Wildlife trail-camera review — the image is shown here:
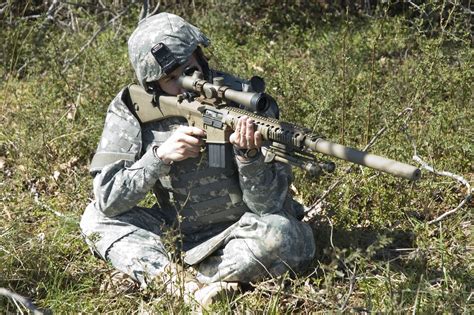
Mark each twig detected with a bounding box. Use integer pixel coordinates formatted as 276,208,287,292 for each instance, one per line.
33,193,64,217
0,288,45,314
325,215,335,249
412,155,472,225
61,1,116,13
412,274,423,314
44,0,60,24
339,263,357,311
149,1,161,17
139,0,150,21
304,108,414,223
0,2,9,15
62,4,132,73
139,0,161,22
401,106,472,224
32,0,61,59
98,0,107,9
407,0,422,11
20,14,42,20
448,0,474,15
364,108,413,152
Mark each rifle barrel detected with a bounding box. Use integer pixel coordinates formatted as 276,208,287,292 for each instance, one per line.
223,106,420,180
305,138,421,180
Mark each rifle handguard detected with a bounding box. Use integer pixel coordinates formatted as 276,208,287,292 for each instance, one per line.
223,107,421,181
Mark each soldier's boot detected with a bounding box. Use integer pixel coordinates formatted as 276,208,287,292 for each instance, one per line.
156,264,240,307
194,281,240,307
157,263,203,301
100,270,139,294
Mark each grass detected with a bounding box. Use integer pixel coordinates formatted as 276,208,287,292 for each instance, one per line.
1,1,472,313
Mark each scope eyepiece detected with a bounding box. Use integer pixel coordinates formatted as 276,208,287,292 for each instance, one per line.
249,93,270,113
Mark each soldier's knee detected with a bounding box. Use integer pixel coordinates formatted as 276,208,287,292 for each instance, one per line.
259,215,292,251
79,203,122,259
260,213,315,268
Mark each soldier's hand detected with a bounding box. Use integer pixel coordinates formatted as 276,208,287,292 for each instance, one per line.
155,126,205,165
229,116,262,150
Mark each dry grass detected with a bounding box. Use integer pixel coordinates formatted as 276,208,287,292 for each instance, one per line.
1,1,472,313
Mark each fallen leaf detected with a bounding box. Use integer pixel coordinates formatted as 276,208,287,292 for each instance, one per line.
252,64,264,72
66,103,78,120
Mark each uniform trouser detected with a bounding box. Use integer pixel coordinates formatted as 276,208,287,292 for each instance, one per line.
80,203,316,286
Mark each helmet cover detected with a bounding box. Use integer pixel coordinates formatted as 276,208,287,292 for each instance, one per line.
128,12,210,89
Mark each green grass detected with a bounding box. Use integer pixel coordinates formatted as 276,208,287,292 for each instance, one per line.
1,1,472,313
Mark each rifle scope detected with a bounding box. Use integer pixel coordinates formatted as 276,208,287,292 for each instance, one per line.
179,72,270,113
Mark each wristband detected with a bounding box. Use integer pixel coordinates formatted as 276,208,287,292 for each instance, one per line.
233,147,260,159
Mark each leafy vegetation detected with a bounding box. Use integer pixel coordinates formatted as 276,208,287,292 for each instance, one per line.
1,0,472,313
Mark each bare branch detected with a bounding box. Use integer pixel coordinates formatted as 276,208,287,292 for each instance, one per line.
407,0,422,11
149,0,161,17
339,263,357,311
0,288,45,314
0,2,9,15
62,4,133,73
33,0,62,49
20,14,42,20
98,0,107,9
412,155,473,225
448,0,474,15
61,1,116,13
139,0,150,21
44,0,60,24
304,108,414,223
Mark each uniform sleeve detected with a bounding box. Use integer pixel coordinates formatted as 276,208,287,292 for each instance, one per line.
89,90,171,217
92,147,171,217
235,154,293,216
231,81,290,216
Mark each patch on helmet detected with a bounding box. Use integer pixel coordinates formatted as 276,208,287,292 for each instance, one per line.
150,42,180,75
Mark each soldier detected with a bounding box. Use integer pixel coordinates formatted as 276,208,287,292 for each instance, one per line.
80,12,315,305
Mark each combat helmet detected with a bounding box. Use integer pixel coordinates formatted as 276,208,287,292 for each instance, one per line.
128,12,210,92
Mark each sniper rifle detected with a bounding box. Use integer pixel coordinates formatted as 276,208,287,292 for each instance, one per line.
127,71,421,181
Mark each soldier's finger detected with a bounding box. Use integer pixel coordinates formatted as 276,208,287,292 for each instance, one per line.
176,144,201,158
229,132,237,146
246,119,255,149
239,116,248,145
179,134,203,146
254,131,262,148
235,116,242,134
179,126,206,137
232,118,242,146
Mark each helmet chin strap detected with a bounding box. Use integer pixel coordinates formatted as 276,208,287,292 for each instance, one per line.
194,46,211,81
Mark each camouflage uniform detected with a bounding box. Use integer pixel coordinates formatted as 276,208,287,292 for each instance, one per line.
80,13,315,287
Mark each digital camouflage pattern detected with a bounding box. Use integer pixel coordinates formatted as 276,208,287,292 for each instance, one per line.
128,12,210,89
81,13,315,287
81,82,315,285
